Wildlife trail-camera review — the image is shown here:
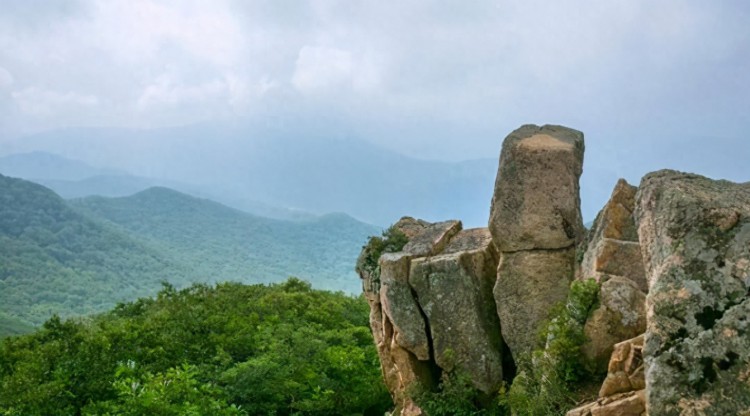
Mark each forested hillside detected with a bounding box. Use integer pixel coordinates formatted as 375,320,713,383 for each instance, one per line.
0,280,392,415
0,174,186,328
71,187,379,291
0,175,380,336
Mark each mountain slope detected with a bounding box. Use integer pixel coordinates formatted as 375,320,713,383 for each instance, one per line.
0,174,186,328
72,187,380,293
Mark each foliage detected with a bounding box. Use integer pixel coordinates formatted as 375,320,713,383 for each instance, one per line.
0,174,186,330
498,279,600,416
414,370,500,416
72,187,380,293
0,279,392,415
355,225,408,285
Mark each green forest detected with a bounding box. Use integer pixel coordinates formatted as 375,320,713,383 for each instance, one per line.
0,174,378,334
0,279,392,415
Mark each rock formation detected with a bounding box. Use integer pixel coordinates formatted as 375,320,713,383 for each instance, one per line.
490,124,586,358
636,170,750,415
580,179,647,292
358,125,750,416
357,219,504,415
579,179,649,371
567,335,647,416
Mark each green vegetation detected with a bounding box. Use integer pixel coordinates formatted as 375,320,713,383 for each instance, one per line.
499,279,600,415
0,175,379,335
0,279,392,415
71,187,379,293
0,174,186,330
355,225,408,285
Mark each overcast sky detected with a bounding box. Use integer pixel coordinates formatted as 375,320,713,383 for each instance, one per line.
0,1,748,174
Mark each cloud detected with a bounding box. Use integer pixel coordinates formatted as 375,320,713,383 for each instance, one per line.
0,0,747,164
12,87,98,117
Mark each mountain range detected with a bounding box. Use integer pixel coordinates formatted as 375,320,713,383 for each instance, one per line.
0,124,498,227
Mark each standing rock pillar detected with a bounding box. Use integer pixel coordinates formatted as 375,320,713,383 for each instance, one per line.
489,124,585,360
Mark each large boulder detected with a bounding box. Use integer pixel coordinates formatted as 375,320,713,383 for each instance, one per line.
409,228,504,394
494,247,576,359
489,124,585,252
636,170,750,414
582,277,647,372
489,124,586,361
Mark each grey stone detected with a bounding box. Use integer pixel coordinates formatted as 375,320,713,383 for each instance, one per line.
636,170,750,415
494,247,576,359
409,229,503,394
489,124,585,252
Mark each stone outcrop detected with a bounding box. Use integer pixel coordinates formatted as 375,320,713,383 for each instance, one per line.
489,124,585,252
489,124,586,359
580,179,647,292
357,219,504,415
495,247,577,357
578,179,648,373
636,170,750,415
359,124,750,416
410,228,503,394
567,335,646,416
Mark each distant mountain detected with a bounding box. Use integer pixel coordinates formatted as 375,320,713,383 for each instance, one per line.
0,152,317,221
0,175,379,335
0,174,186,329
72,187,379,293
4,125,498,227
0,151,123,181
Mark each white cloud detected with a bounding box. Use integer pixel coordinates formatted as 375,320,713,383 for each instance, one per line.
0,0,747,159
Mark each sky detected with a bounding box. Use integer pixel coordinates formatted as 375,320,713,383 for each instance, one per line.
0,1,749,203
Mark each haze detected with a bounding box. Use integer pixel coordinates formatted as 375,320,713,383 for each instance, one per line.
1,0,748,225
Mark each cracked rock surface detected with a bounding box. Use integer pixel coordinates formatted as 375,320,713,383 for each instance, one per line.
636,170,750,415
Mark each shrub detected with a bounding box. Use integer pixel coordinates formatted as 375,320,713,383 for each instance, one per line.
355,225,408,287
498,279,600,416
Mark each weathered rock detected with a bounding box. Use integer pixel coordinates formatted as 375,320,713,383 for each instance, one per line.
489,124,585,252
568,335,646,416
358,219,506,415
402,220,461,257
566,390,646,416
599,335,645,397
380,252,430,360
580,179,647,292
495,247,576,359
409,228,504,394
582,277,647,372
636,170,750,415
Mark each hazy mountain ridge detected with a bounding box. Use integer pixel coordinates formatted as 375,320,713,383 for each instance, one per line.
3,125,498,227
0,151,318,221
